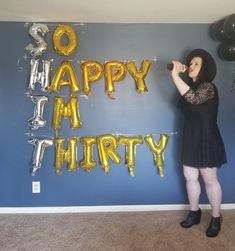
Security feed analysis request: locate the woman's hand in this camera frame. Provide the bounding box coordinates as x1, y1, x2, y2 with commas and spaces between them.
170, 61, 190, 96
171, 61, 186, 76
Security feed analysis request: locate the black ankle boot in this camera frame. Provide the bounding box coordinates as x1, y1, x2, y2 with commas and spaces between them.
206, 215, 222, 237
180, 208, 202, 228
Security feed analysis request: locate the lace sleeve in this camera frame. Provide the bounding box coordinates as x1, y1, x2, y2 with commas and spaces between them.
183, 82, 215, 104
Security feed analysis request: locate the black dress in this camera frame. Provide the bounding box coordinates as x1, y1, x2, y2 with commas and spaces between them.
178, 81, 227, 168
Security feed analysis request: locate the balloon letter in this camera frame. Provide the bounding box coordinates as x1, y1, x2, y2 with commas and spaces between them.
49, 61, 80, 94
28, 138, 53, 176
28, 59, 50, 92
53, 96, 82, 129
81, 61, 103, 96
54, 137, 78, 174
104, 61, 126, 98
28, 95, 48, 130
53, 24, 77, 56
25, 23, 49, 57
145, 134, 169, 177
126, 60, 152, 93
119, 136, 143, 176
79, 136, 97, 172
97, 134, 121, 173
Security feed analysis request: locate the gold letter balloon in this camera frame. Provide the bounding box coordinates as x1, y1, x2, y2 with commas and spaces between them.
126, 60, 152, 93
49, 61, 80, 94
119, 136, 143, 176
97, 134, 122, 173
145, 134, 169, 177
53, 24, 77, 56
79, 136, 97, 172
81, 61, 103, 96
54, 137, 78, 174
52, 96, 82, 130
104, 61, 126, 98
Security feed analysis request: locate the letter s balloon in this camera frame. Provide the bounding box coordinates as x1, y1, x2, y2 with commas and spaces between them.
25, 23, 49, 57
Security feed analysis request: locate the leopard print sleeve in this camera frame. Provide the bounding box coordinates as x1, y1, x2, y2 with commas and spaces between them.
183, 82, 215, 104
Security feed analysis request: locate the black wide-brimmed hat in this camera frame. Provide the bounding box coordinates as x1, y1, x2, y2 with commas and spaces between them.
186, 48, 217, 83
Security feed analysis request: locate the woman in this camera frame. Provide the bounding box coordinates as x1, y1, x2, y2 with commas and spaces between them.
170, 48, 227, 237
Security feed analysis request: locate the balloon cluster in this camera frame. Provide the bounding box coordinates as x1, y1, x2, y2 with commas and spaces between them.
25, 23, 53, 175
24, 23, 169, 177
54, 134, 169, 177
211, 13, 235, 61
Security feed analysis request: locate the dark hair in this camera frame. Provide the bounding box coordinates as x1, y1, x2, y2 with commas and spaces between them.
186, 49, 217, 85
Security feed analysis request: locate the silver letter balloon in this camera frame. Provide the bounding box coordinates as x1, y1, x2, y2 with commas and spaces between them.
28, 59, 51, 92
28, 95, 48, 130
28, 138, 54, 176
25, 23, 49, 57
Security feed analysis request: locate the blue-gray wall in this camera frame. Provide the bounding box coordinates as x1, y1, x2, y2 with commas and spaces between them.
0, 22, 234, 207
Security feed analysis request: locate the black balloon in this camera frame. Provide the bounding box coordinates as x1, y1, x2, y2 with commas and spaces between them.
218, 43, 235, 61
210, 19, 230, 42
224, 14, 235, 40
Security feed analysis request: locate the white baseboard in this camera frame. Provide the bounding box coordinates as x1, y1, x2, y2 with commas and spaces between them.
0, 204, 234, 214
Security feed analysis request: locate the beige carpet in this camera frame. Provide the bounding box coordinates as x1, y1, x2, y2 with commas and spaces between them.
0, 209, 234, 251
